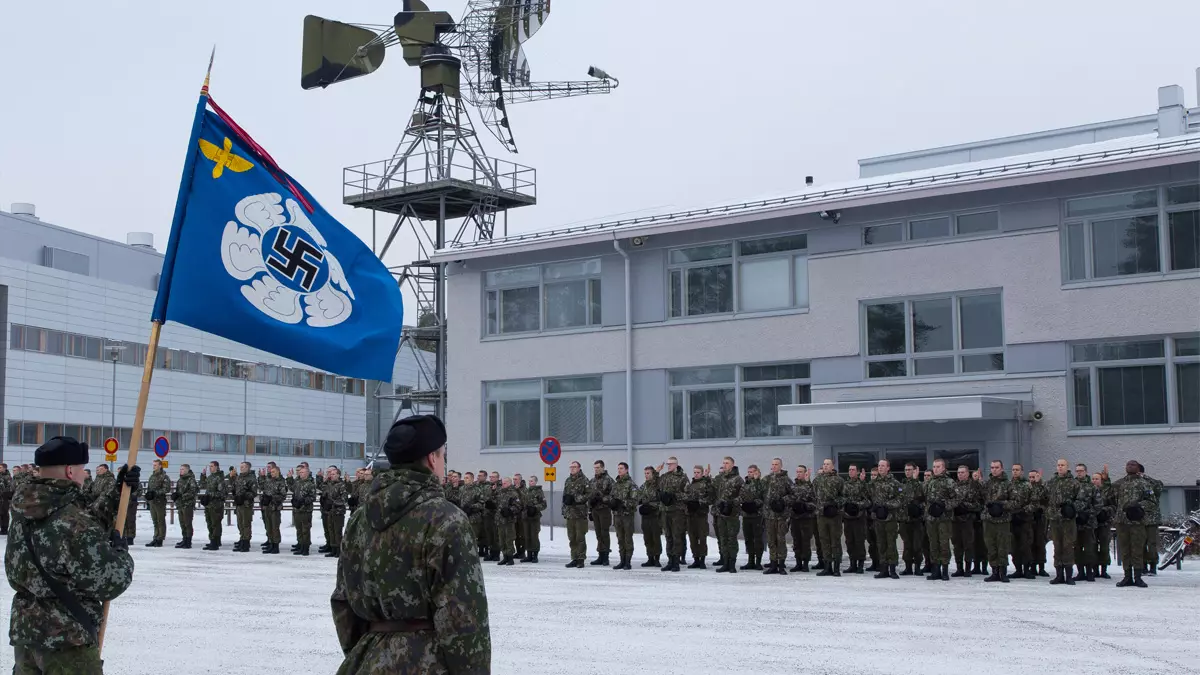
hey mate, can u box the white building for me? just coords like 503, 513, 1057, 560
432, 73, 1200, 514
0, 208, 432, 471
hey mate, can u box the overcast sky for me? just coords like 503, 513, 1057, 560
1, 1, 1198, 311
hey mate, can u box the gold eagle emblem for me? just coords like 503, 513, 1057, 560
198, 136, 254, 179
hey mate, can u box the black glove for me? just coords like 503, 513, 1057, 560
588, 495, 602, 508
874, 505, 889, 520
1096, 510, 1110, 524
843, 502, 860, 518
485, 499, 497, 511
144, 490, 157, 502
260, 495, 272, 507
906, 503, 922, 518
718, 501, 733, 517
822, 503, 838, 517
109, 530, 128, 551
321, 501, 331, 513
610, 499, 624, 512
115, 464, 141, 489
953, 503, 968, 517
1033, 507, 1044, 517
199, 494, 211, 506
588, 512, 593, 522
1124, 504, 1145, 522
659, 492, 676, 506
526, 505, 539, 518
171, 491, 180, 501
928, 501, 946, 518
1011, 511, 1026, 524
1075, 513, 1089, 526
741, 501, 759, 514
769, 499, 785, 513
791, 501, 805, 515
291, 496, 300, 507
986, 502, 1004, 518
562, 494, 576, 506
500, 507, 513, 518
686, 499, 703, 514
347, 496, 359, 510
1059, 502, 1076, 520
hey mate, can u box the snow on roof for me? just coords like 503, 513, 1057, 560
431, 130, 1200, 262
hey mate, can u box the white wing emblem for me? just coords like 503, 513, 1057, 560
219, 192, 355, 327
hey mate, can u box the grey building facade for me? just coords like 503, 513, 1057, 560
435, 75, 1200, 514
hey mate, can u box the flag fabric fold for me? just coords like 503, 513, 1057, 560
152, 95, 403, 382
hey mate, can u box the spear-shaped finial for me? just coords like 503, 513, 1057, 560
201, 46, 215, 96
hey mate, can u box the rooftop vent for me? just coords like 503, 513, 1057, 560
127, 232, 155, 250
11, 203, 37, 219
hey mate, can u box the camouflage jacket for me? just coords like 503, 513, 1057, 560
762, 471, 795, 521
1073, 477, 1102, 528
1144, 475, 1164, 525
1045, 473, 1084, 522
1112, 475, 1157, 526
1094, 480, 1115, 526
923, 474, 958, 522
199, 471, 227, 509
260, 474, 288, 512
81, 476, 93, 497
146, 468, 172, 505
521, 484, 547, 518
173, 472, 198, 506
897, 478, 925, 523
494, 485, 522, 523
739, 477, 766, 518
588, 471, 616, 512
0, 470, 13, 500
1008, 477, 1033, 520
980, 474, 1016, 523
290, 476, 318, 513
791, 478, 817, 520
812, 471, 845, 516
232, 471, 258, 507
841, 477, 870, 520
952, 479, 982, 522
1026, 481, 1049, 517
89, 473, 116, 511
561, 472, 591, 520
5, 477, 134, 650
658, 467, 690, 514
459, 483, 485, 520
636, 472, 662, 517
331, 465, 489, 673
714, 468, 744, 518
710, 471, 726, 516
609, 475, 637, 515
867, 474, 903, 523
685, 476, 713, 516
321, 479, 349, 516
444, 482, 463, 510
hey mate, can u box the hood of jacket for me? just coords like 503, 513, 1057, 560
12, 477, 82, 522
365, 465, 444, 532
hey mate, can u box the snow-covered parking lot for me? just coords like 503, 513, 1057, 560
2, 511, 1197, 675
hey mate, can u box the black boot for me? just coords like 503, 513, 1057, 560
813, 559, 825, 570
999, 567, 1010, 583
790, 560, 804, 573
641, 557, 658, 568
325, 546, 339, 558
1133, 569, 1148, 588
1098, 565, 1110, 580
714, 556, 726, 568
530, 553, 539, 563
687, 557, 704, 569
865, 560, 879, 573
261, 543, 271, 554
920, 562, 934, 574
695, 558, 706, 570
1145, 562, 1157, 576
889, 564, 899, 579
271, 543, 280, 554
183, 538, 193, 549
589, 554, 608, 566
565, 559, 579, 568
901, 562, 914, 576
942, 564, 951, 581
985, 566, 1001, 582
144, 539, 155, 547
612, 555, 625, 570
926, 564, 941, 580
1084, 566, 1096, 582
1023, 564, 1036, 580
874, 564, 889, 579
952, 558, 966, 577
740, 556, 754, 571
504, 555, 516, 566
816, 564, 833, 577
318, 544, 330, 553
1116, 568, 1134, 587
844, 559, 857, 575
1072, 564, 1086, 582
750, 554, 763, 571
1037, 563, 1049, 577
762, 562, 777, 575
670, 556, 682, 572
174, 539, 187, 548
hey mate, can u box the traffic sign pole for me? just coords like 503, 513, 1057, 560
549, 481, 554, 541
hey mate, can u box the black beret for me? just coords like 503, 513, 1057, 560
35, 437, 89, 467
384, 414, 447, 464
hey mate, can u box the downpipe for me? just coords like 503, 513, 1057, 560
613, 237, 633, 471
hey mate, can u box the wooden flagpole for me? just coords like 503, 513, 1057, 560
98, 47, 215, 654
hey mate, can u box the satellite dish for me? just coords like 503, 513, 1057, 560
300, 15, 387, 90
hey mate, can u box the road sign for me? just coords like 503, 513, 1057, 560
105, 454, 118, 462
538, 437, 560, 465
103, 437, 119, 454
543, 467, 556, 482
161, 460, 169, 468
154, 436, 170, 459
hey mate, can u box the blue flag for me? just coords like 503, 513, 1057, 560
152, 95, 403, 382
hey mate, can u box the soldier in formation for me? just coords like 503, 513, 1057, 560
684, 464, 712, 569
519, 475, 546, 563
762, 458, 795, 575
561, 461, 590, 568
259, 463, 287, 554
144, 458, 172, 548
319, 466, 349, 558
289, 464, 318, 556
588, 460, 615, 566
637, 465, 663, 568
0, 462, 12, 535
789, 465, 816, 573
199, 461, 227, 550
173, 463, 198, 549
609, 463, 636, 570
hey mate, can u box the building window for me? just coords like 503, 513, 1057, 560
670, 367, 736, 440
484, 260, 602, 336
545, 377, 603, 444
669, 244, 734, 318
864, 210, 999, 247
483, 377, 603, 447
668, 234, 809, 319
741, 363, 812, 437
1063, 183, 1199, 281
1069, 335, 1199, 428
485, 380, 542, 447
863, 291, 1004, 379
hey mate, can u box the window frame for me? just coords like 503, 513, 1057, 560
667, 233, 810, 320
483, 258, 603, 336
1068, 334, 1200, 429
862, 209, 1000, 247
861, 290, 1005, 380
482, 376, 605, 449
1060, 182, 1200, 283
667, 362, 814, 443
739, 363, 813, 438
543, 376, 604, 446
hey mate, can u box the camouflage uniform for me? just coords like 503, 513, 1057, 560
923, 473, 958, 571
739, 475, 766, 569
789, 477, 817, 571
321, 479, 350, 553
658, 467, 690, 569
561, 471, 591, 566
290, 475, 318, 553
444, 480, 462, 511
898, 475, 924, 572
636, 471, 663, 565
512, 483, 526, 558
494, 484, 522, 563
199, 470, 227, 548
684, 475, 713, 565
1046, 471, 1084, 578
1143, 476, 1163, 573
0, 467, 14, 535
1027, 479, 1050, 573
1008, 476, 1034, 576
588, 470, 616, 563
951, 477, 981, 575
232, 469, 258, 549
460, 483, 487, 557
1094, 478, 1115, 576
172, 470, 198, 547
841, 476, 871, 572
1072, 476, 1102, 581
519, 483, 546, 561
609, 474, 637, 568
867, 472, 902, 575
331, 465, 489, 674
6, 476, 134, 674
1112, 473, 1155, 584
481, 482, 500, 560
145, 467, 172, 544
980, 474, 1015, 578
713, 468, 743, 570
260, 473, 288, 550
812, 470, 844, 574
762, 471, 795, 570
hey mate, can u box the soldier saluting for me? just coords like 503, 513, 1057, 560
331, 414, 490, 674
6, 437, 137, 674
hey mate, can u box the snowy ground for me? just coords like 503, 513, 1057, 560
1, 510, 1197, 675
